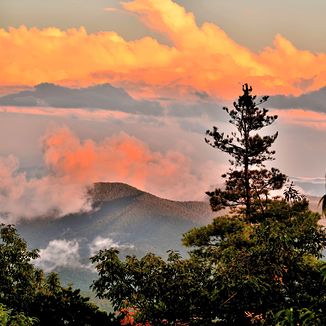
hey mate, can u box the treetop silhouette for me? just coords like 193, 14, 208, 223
205, 83, 287, 219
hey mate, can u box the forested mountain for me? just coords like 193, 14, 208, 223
16, 182, 215, 289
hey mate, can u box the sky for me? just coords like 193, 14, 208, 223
1, 0, 326, 222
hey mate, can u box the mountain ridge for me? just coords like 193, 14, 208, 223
14, 182, 325, 290
16, 182, 215, 289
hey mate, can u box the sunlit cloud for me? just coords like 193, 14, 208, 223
0, 106, 130, 121
272, 109, 326, 130
104, 7, 118, 12
0, 126, 216, 223
1, 0, 326, 100
34, 236, 135, 272
42, 127, 215, 199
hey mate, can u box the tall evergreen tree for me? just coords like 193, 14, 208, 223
205, 84, 286, 219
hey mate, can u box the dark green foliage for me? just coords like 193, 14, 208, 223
91, 200, 326, 325
29, 273, 116, 326
91, 249, 214, 324
183, 200, 326, 325
0, 224, 116, 325
205, 84, 286, 219
0, 224, 40, 312
0, 303, 38, 326
271, 307, 324, 326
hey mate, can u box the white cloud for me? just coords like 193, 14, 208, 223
0, 154, 92, 223
104, 7, 118, 12
34, 239, 83, 272
33, 236, 135, 273
89, 236, 134, 257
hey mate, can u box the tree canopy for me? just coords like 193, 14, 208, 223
0, 223, 116, 326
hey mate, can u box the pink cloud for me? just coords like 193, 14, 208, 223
0, 127, 216, 222
104, 7, 118, 12
0, 106, 130, 121
272, 109, 326, 130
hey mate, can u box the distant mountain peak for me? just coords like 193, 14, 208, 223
35, 82, 62, 89
89, 182, 143, 202
86, 182, 216, 225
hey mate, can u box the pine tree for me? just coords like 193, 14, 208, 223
91, 84, 326, 324
205, 84, 286, 220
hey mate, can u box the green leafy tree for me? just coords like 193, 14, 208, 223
91, 249, 214, 325
0, 224, 116, 325
183, 200, 326, 325
182, 85, 326, 323
205, 84, 286, 220
91, 201, 326, 325
0, 304, 37, 326
29, 273, 116, 326
0, 224, 40, 312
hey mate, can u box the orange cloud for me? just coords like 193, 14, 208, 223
272, 109, 326, 130
104, 7, 118, 12
1, 0, 326, 99
42, 127, 213, 199
0, 127, 216, 221
0, 25, 176, 89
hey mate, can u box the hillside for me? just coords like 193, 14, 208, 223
18, 182, 215, 251
16, 182, 215, 290
15, 183, 325, 291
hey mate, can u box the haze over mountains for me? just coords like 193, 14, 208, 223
8, 180, 324, 291
16, 182, 215, 290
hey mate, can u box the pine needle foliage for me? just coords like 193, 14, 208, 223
205, 84, 286, 220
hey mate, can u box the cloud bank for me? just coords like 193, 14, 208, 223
0, 83, 163, 115
270, 86, 326, 112
0, 83, 220, 118
1, 0, 326, 99
0, 127, 215, 223
0, 154, 91, 222
272, 109, 326, 130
